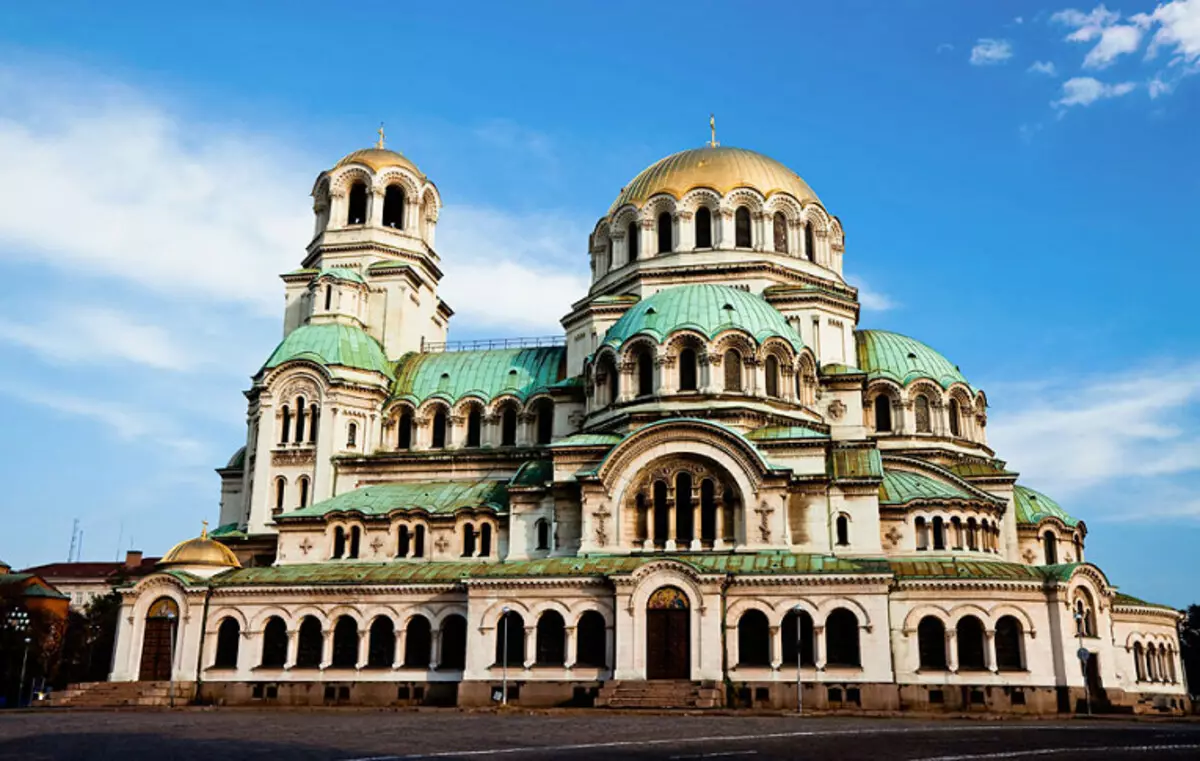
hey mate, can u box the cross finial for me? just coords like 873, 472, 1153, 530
201, 519, 209, 539
376, 123, 385, 150
708, 113, 719, 147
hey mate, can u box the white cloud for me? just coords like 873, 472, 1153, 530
1085, 24, 1145, 68
1052, 6, 1121, 40
970, 39, 1014, 65
846, 274, 896, 312
1052, 5, 1144, 69
0, 305, 193, 371
1149, 75, 1175, 97
1135, 0, 1200, 63
1028, 60, 1059, 76
987, 363, 1200, 499
936, 43, 955, 55
1053, 76, 1137, 106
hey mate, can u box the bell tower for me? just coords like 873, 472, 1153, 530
282, 131, 452, 357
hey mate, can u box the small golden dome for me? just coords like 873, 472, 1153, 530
335, 148, 424, 177
612, 145, 819, 212
159, 523, 241, 569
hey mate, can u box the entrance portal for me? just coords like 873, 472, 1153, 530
646, 586, 690, 679
139, 597, 179, 681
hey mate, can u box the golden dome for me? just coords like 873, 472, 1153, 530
335, 148, 425, 177
612, 145, 819, 211
159, 523, 241, 569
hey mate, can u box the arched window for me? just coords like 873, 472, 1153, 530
1073, 534, 1083, 562
466, 407, 482, 447
274, 477, 286, 513
501, 405, 518, 447
626, 222, 639, 262
781, 608, 815, 666
413, 524, 426, 558
214, 617, 240, 668
1146, 644, 1158, 681
675, 471, 694, 545
956, 616, 986, 671
440, 614, 468, 670
308, 403, 319, 444
431, 408, 447, 449
773, 211, 787, 253
461, 524, 476, 557
346, 421, 358, 449
825, 608, 860, 667
382, 185, 405, 229
737, 609, 771, 666
723, 349, 742, 391
495, 610, 525, 666
404, 615, 432, 668
636, 347, 654, 397
914, 395, 931, 433
995, 615, 1024, 671
948, 398, 962, 437
1074, 592, 1097, 637
348, 526, 360, 559
678, 347, 698, 391
835, 514, 850, 546
297, 476, 309, 508
874, 395, 893, 432
917, 617, 947, 670
296, 616, 323, 668
764, 355, 780, 397
534, 399, 553, 445
1134, 642, 1146, 681
398, 410, 413, 450
480, 523, 493, 556
576, 611, 607, 667
804, 223, 816, 261
653, 480, 669, 546
368, 617, 395, 668
535, 610, 566, 665
951, 517, 963, 549
333, 526, 346, 559
260, 617, 288, 668
1043, 530, 1058, 564
932, 517, 946, 550
657, 212, 672, 253
734, 206, 752, 248
324, 284, 332, 311
695, 207, 713, 248
966, 517, 979, 550
396, 525, 411, 558
280, 405, 292, 444
347, 182, 367, 225
915, 517, 929, 550
294, 397, 306, 443
535, 518, 550, 551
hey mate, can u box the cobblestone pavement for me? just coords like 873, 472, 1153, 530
1, 710, 1198, 760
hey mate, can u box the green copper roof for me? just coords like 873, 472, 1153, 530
391, 347, 564, 405
207, 553, 889, 587
1013, 485, 1080, 527
315, 267, 366, 284
855, 330, 970, 390
879, 468, 976, 505
890, 559, 1054, 581
549, 433, 624, 448
510, 460, 553, 487
1113, 592, 1177, 611
747, 425, 830, 442
947, 460, 1015, 478
209, 522, 247, 540
819, 363, 866, 377
828, 447, 884, 481
225, 446, 246, 470
602, 285, 803, 350
264, 323, 393, 378
282, 480, 509, 520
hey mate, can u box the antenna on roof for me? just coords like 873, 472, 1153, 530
68, 518, 80, 562
115, 520, 125, 562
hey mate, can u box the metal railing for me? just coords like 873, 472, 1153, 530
421, 336, 565, 353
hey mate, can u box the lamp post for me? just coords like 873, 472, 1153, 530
793, 605, 803, 715
7, 611, 31, 708
165, 609, 178, 709
500, 606, 511, 706
1074, 610, 1091, 716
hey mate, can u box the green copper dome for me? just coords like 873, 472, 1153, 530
392, 346, 565, 406
855, 330, 970, 390
1013, 485, 1081, 528
603, 284, 803, 350
263, 323, 393, 378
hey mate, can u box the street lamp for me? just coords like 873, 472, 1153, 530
793, 605, 804, 715
7, 610, 31, 708
500, 606, 511, 706
1073, 610, 1091, 716
164, 608, 178, 708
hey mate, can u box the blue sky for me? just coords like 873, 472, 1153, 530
0, 2, 1197, 605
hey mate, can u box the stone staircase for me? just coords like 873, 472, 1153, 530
597, 680, 723, 709
50, 681, 196, 708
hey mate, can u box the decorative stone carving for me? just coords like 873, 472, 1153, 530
828, 399, 846, 421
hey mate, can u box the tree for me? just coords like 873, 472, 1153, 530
55, 592, 122, 688
1181, 604, 1199, 697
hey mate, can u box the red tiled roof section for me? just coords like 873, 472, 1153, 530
22, 557, 161, 581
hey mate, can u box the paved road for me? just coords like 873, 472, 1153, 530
0, 711, 1198, 760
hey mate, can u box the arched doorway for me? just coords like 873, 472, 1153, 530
646, 586, 690, 679
139, 597, 179, 681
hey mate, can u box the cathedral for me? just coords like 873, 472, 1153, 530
106, 131, 1187, 713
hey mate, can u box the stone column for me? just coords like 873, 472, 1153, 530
640, 218, 654, 260
717, 209, 734, 249
393, 628, 406, 669
429, 628, 441, 670
564, 626, 577, 669
369, 187, 385, 227
523, 626, 537, 670
946, 630, 959, 673
285, 630, 299, 670
814, 625, 827, 670
237, 628, 257, 674
690, 493, 702, 551
714, 497, 727, 551
320, 630, 334, 669
356, 630, 369, 669
985, 630, 998, 673
770, 625, 782, 670
677, 210, 695, 251
666, 495, 678, 551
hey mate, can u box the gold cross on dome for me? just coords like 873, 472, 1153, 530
201, 519, 209, 538
708, 113, 719, 147
376, 123, 386, 149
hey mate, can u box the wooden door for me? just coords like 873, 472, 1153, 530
139, 618, 174, 681
646, 609, 690, 679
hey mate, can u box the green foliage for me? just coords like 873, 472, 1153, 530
1181, 604, 1199, 698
